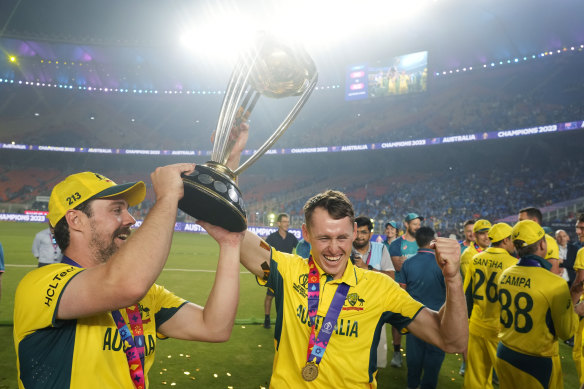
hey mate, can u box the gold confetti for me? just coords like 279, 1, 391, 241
167, 355, 172, 358
179, 353, 184, 357
213, 374, 218, 378
186, 355, 191, 358
184, 372, 190, 376
161, 382, 167, 385
226, 373, 231, 376
241, 325, 246, 329
159, 372, 163, 375
162, 368, 168, 372
190, 377, 196, 380
196, 368, 200, 372
170, 383, 176, 386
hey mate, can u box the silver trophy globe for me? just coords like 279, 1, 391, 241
178, 34, 318, 232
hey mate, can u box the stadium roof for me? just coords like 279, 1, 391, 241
1, 0, 583, 72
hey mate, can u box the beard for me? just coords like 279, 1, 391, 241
89, 221, 131, 264
353, 239, 368, 250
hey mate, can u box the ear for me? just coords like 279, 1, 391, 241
301, 223, 310, 244
539, 237, 547, 253
64, 209, 86, 233
352, 222, 358, 241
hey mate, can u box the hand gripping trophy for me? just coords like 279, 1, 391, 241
178, 34, 318, 232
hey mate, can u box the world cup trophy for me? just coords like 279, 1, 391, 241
178, 34, 318, 232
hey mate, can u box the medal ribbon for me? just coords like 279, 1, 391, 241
112, 307, 146, 389
473, 242, 484, 253
60, 256, 146, 389
306, 257, 350, 365
365, 249, 372, 266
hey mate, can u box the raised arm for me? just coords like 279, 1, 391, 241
240, 230, 272, 280
405, 237, 468, 353
157, 220, 244, 342
57, 163, 195, 319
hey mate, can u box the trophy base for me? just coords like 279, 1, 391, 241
178, 163, 247, 232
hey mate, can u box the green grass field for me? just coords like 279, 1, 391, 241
0, 221, 579, 388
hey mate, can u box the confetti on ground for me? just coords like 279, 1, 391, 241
258, 344, 262, 348
226, 373, 231, 376
241, 325, 246, 329
213, 374, 218, 378
167, 355, 172, 358
184, 371, 190, 375
170, 383, 176, 386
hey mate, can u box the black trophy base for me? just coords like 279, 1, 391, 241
178, 163, 247, 232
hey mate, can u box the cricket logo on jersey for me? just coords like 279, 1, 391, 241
345, 293, 365, 311
138, 303, 151, 324
293, 273, 308, 298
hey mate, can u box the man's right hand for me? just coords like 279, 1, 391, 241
151, 163, 196, 203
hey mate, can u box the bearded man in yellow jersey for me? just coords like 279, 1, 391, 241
463, 223, 517, 388
496, 220, 577, 389
14, 164, 244, 389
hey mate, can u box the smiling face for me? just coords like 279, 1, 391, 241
86, 198, 136, 264
353, 225, 372, 250
475, 231, 491, 249
384, 225, 397, 240
303, 207, 356, 280
463, 223, 475, 243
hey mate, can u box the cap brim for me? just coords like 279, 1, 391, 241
92, 181, 146, 206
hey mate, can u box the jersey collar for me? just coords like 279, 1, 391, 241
309, 255, 359, 287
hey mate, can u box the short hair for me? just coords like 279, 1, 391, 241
277, 213, 290, 222
304, 190, 355, 231
519, 207, 542, 224
415, 226, 435, 247
355, 216, 373, 232
491, 238, 505, 248
463, 219, 476, 228
514, 237, 544, 257
578, 213, 584, 223
54, 199, 94, 252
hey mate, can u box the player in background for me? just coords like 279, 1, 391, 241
463, 223, 517, 388
459, 219, 476, 253
496, 220, 577, 389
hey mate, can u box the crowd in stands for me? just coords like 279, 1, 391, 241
1, 52, 584, 240
1, 52, 584, 152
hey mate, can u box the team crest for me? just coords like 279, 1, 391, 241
345, 293, 365, 310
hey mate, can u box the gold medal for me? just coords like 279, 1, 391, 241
301, 362, 319, 381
